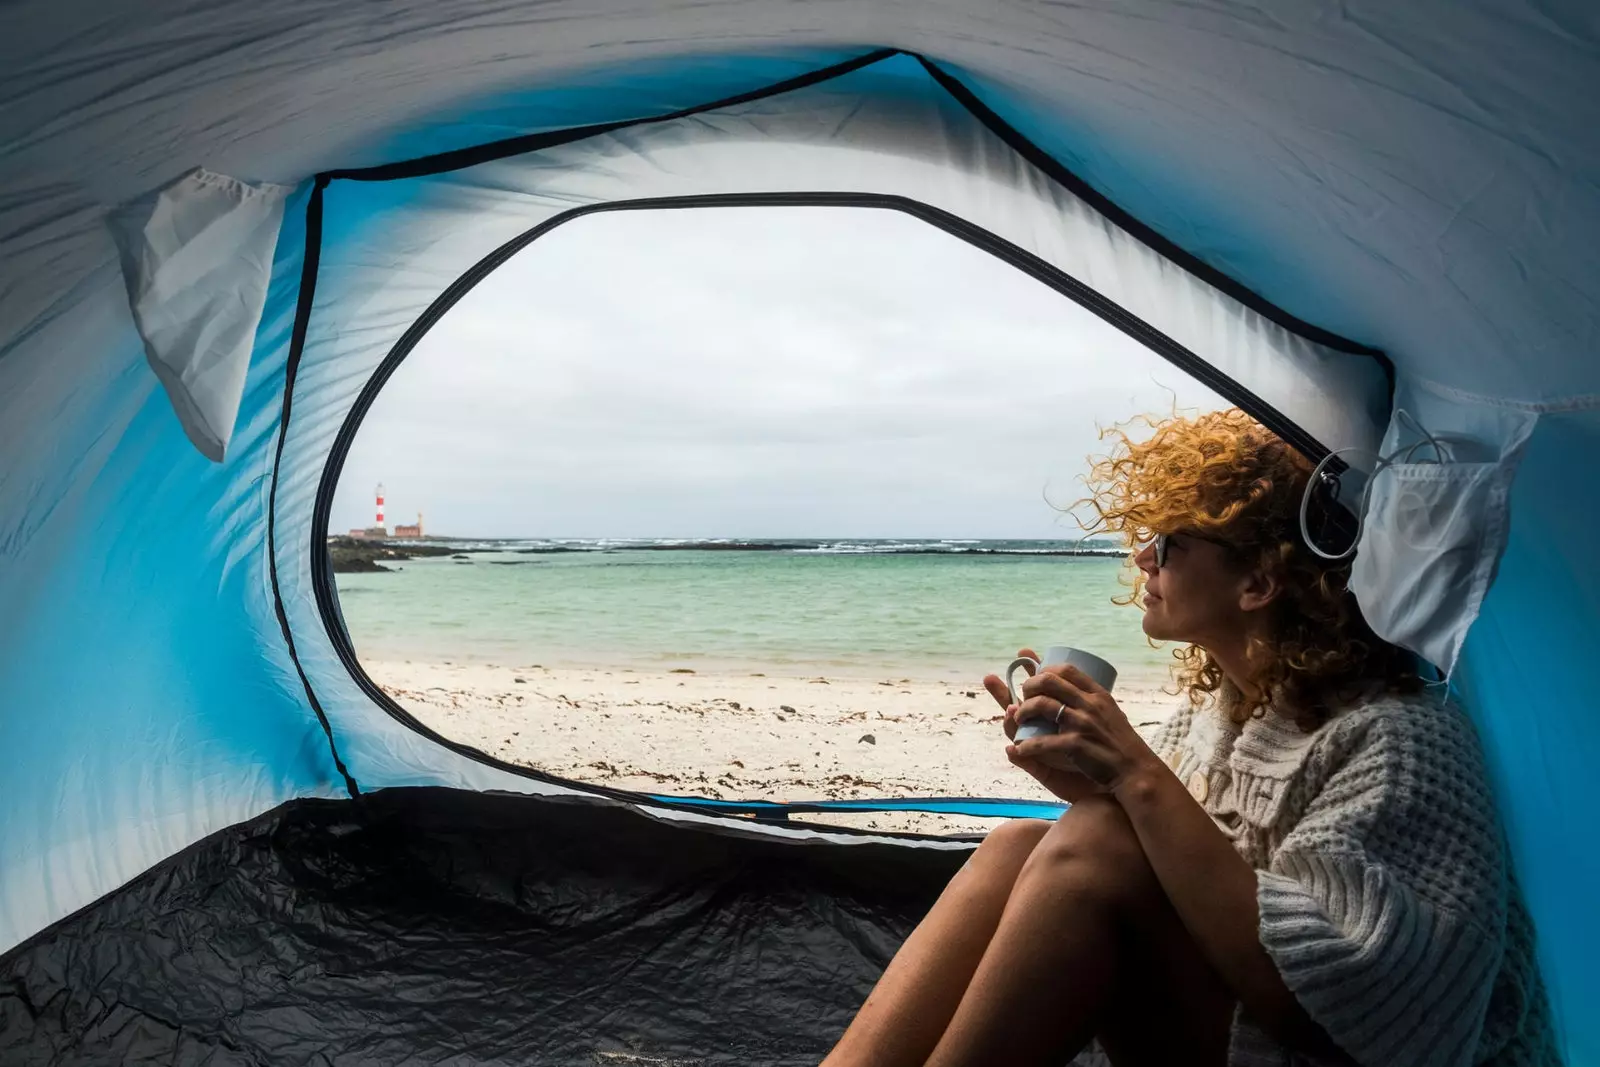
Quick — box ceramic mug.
[1005,646,1118,742]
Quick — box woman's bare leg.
[821,818,1052,1067]
[924,795,1235,1067]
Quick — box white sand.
[371,660,1179,836]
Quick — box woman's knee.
[1019,797,1156,901]
[947,820,1052,901]
[972,818,1052,869]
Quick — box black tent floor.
[0,786,971,1066]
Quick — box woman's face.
[1134,533,1255,646]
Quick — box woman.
[823,410,1555,1067]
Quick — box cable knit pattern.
[1070,691,1558,1067]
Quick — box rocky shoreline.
[327,537,466,573]
[328,536,1130,572]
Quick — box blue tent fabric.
[1457,406,1600,1058]
[2,4,1598,1063]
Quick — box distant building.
[349,484,390,539]
[393,512,424,539]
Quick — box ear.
[1236,564,1283,614]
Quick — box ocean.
[333,539,1179,687]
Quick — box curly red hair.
[1080,408,1417,724]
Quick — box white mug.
[1006,645,1118,742]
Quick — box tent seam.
[266,176,361,800]
[1409,373,1600,414]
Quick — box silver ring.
[1054,704,1067,726]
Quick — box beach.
[368,658,1180,835]
[337,541,1183,834]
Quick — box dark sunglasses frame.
[1151,530,1233,568]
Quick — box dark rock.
[336,558,393,573]
[327,536,463,573]
[858,734,876,745]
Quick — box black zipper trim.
[303,189,1337,812]
[911,55,1392,374]
[321,48,900,184]
[268,176,360,800]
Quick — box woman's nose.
[1133,541,1158,574]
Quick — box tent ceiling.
[4,1,1597,404]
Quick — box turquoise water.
[334,542,1177,686]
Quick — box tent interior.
[2,5,1596,1064]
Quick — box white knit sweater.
[1072,689,1558,1067]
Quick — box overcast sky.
[333,207,1225,539]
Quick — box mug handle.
[1004,656,1041,705]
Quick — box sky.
[332,206,1226,539]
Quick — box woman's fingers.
[982,672,1012,711]
[1019,670,1093,709]
[1054,663,1108,695]
[1009,677,1149,791]
[978,673,1023,740]
[1014,694,1066,726]
[984,648,1041,711]
[1019,663,1108,701]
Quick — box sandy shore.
[371,661,1180,836]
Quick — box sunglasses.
[1149,531,1232,568]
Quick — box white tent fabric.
[3,3,1598,1062]
[111,169,291,460]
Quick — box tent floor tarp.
[0,789,967,1065]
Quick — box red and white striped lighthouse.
[375,483,385,529]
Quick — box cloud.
[334,206,1224,538]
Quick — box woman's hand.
[1007,663,1165,795]
[982,651,1102,804]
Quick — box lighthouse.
[346,484,394,539]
